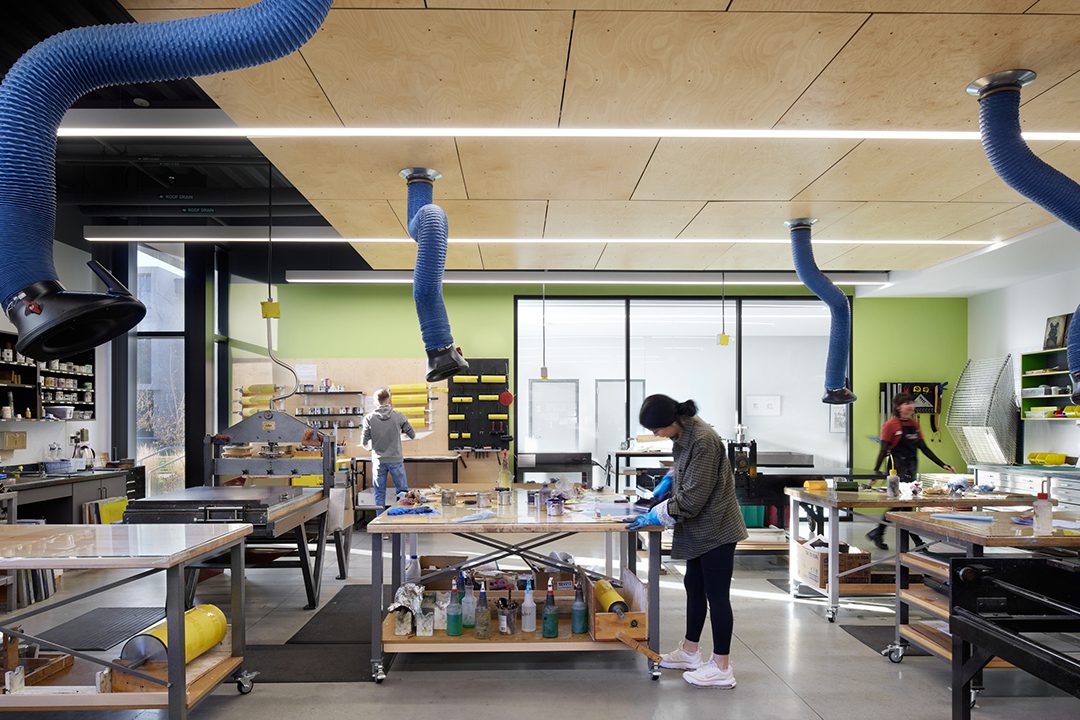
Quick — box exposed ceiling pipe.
[787,218,856,405]
[967,69,1080,403]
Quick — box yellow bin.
[121,604,227,665]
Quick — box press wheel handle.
[202,505,245,522]
[617,631,662,664]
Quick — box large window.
[515,296,850,482]
[136,244,185,495]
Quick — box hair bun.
[676,399,698,417]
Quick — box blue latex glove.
[651,472,673,502]
[622,500,674,531]
[386,505,437,516]
[450,510,497,524]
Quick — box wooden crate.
[580,568,648,642]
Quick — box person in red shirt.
[867,392,956,549]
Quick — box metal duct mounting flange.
[401,167,469,382]
[787,217,856,405]
[967,69,1080,402]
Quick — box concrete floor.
[5,518,1078,720]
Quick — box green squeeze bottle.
[474,581,492,639]
[542,577,560,639]
[571,582,589,635]
[447,578,463,637]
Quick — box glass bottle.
[474,582,491,639]
[542,577,559,638]
[571,583,589,634]
[447,578,463,637]
[521,578,537,633]
[462,578,477,628]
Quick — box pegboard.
[447,358,511,452]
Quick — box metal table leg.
[165,563,188,720]
[788,494,800,596]
[391,533,402,590]
[370,531,386,683]
[826,506,840,622]
[605,532,613,579]
[626,530,637,574]
[648,530,662,679]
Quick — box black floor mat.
[288,584,392,645]
[841,624,929,656]
[245,644,378,682]
[37,607,165,651]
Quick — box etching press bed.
[124,411,333,609]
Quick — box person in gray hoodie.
[363,388,416,507]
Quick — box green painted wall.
[851,297,968,473]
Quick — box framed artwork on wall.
[1043,313,1072,350]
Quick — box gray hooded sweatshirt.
[362,405,415,464]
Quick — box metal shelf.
[0,383,34,389]
[39,368,94,377]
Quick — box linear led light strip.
[57,127,1080,142]
[284,270,890,287]
[86,235,992,246]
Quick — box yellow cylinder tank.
[121,604,227,665]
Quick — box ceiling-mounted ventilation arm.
[787,218,856,405]
[0,0,332,360]
[401,167,469,382]
[967,70,1080,402]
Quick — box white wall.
[968,265,1079,457]
[1,242,112,467]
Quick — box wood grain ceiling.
[121,1,1080,272]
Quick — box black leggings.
[684,542,737,655]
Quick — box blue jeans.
[374,461,408,508]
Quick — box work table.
[0,469,126,492]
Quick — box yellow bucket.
[121,604,227,665]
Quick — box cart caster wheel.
[888,647,905,664]
[652,672,661,681]
[969,689,979,709]
[237,679,253,695]
[373,663,387,684]
[826,610,836,623]
[374,675,385,684]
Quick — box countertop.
[0,469,127,492]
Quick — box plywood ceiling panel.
[707,243,852,271]
[389,200,548,238]
[561,11,865,128]
[730,1,1033,11]
[814,201,1019,240]
[300,9,571,127]
[479,243,606,270]
[680,201,865,238]
[308,199,406,237]
[1014,71,1080,132]
[634,139,859,201]
[953,141,1080,203]
[457,138,657,200]
[123,1,422,8]
[778,13,1080,131]
[821,243,977,271]
[126,9,342,126]
[428,1,729,7]
[941,203,1056,241]
[252,138,466,200]
[350,241,483,270]
[793,140,1062,203]
[544,201,705,239]
[1026,0,1080,12]
[596,242,730,270]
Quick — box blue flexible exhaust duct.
[401,167,469,383]
[0,0,332,359]
[967,69,1080,403]
[787,218,856,405]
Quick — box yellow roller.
[448,414,466,421]
[398,406,427,417]
[453,375,479,383]
[390,383,428,394]
[410,417,428,429]
[461,432,472,439]
[121,604,226,665]
[449,433,460,439]
[451,396,473,403]
[241,384,276,395]
[240,394,272,407]
[480,375,506,383]
[487,413,508,420]
[392,393,428,406]
[478,395,499,401]
[241,406,269,417]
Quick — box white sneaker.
[659,641,702,670]
[683,659,736,689]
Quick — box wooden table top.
[784,487,1038,509]
[367,495,640,534]
[354,455,461,463]
[885,510,1080,547]
[0,523,252,569]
